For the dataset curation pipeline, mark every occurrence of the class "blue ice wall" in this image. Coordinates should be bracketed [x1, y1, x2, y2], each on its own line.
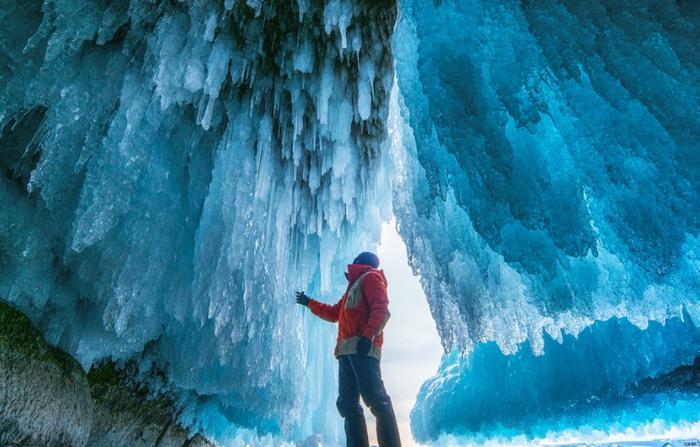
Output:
[392, 0, 700, 441]
[411, 316, 700, 441]
[395, 0, 700, 354]
[0, 0, 396, 443]
[3, 0, 699, 442]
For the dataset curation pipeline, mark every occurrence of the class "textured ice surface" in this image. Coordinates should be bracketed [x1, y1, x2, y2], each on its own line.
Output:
[3, 0, 700, 443]
[411, 316, 700, 442]
[0, 0, 396, 442]
[392, 0, 700, 441]
[394, 0, 700, 355]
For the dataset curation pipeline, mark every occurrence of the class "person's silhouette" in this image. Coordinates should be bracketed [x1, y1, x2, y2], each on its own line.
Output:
[297, 252, 401, 447]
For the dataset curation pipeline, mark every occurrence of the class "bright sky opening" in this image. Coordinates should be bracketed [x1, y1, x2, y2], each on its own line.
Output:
[358, 219, 443, 447]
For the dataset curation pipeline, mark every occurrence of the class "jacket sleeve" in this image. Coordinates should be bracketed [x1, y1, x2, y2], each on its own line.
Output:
[307, 298, 341, 323]
[360, 272, 391, 339]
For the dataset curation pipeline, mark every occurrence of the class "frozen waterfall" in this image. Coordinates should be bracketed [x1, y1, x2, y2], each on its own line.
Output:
[1, 0, 699, 445]
[1, 0, 395, 443]
[393, 0, 700, 443]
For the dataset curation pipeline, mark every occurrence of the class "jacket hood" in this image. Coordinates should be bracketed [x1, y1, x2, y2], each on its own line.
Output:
[347, 263, 386, 282]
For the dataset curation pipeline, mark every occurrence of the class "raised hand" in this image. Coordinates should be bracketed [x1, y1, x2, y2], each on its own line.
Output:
[295, 291, 310, 306]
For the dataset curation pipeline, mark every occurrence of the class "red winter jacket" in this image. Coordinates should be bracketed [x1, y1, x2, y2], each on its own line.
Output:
[307, 263, 391, 360]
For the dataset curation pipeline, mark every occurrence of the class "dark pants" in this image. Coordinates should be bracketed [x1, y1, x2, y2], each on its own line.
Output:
[336, 355, 402, 447]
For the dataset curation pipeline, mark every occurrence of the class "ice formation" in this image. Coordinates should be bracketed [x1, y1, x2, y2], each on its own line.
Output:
[1, 0, 395, 443]
[411, 316, 700, 442]
[2, 0, 699, 444]
[392, 0, 700, 442]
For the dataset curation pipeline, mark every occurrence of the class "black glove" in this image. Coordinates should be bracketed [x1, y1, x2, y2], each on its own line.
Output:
[296, 291, 310, 306]
[356, 336, 373, 356]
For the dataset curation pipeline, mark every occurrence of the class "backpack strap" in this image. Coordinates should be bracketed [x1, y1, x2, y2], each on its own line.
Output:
[344, 271, 372, 309]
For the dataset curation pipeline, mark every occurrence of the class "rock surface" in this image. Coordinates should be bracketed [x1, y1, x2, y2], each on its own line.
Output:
[0, 300, 213, 447]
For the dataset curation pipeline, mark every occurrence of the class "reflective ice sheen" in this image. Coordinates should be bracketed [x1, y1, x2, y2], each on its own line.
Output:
[0, 0, 395, 443]
[392, 0, 700, 442]
[1, 0, 699, 444]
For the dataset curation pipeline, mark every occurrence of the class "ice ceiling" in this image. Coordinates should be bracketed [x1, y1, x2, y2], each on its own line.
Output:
[1, 0, 698, 444]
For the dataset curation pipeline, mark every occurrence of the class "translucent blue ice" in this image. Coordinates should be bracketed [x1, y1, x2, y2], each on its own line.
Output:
[2, 0, 699, 444]
[392, 0, 700, 442]
[411, 316, 700, 442]
[394, 0, 700, 354]
[0, 0, 396, 443]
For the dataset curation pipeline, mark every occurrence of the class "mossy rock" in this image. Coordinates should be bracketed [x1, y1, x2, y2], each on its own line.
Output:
[86, 359, 186, 446]
[0, 300, 94, 446]
[0, 300, 82, 376]
[0, 300, 213, 447]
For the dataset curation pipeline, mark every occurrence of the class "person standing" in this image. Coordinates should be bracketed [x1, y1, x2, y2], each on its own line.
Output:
[296, 252, 402, 447]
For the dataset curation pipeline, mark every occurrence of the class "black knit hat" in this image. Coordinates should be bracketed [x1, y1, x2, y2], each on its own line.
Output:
[353, 252, 380, 268]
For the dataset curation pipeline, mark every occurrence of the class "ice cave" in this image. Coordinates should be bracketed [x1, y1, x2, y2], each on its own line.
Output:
[0, 0, 698, 446]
